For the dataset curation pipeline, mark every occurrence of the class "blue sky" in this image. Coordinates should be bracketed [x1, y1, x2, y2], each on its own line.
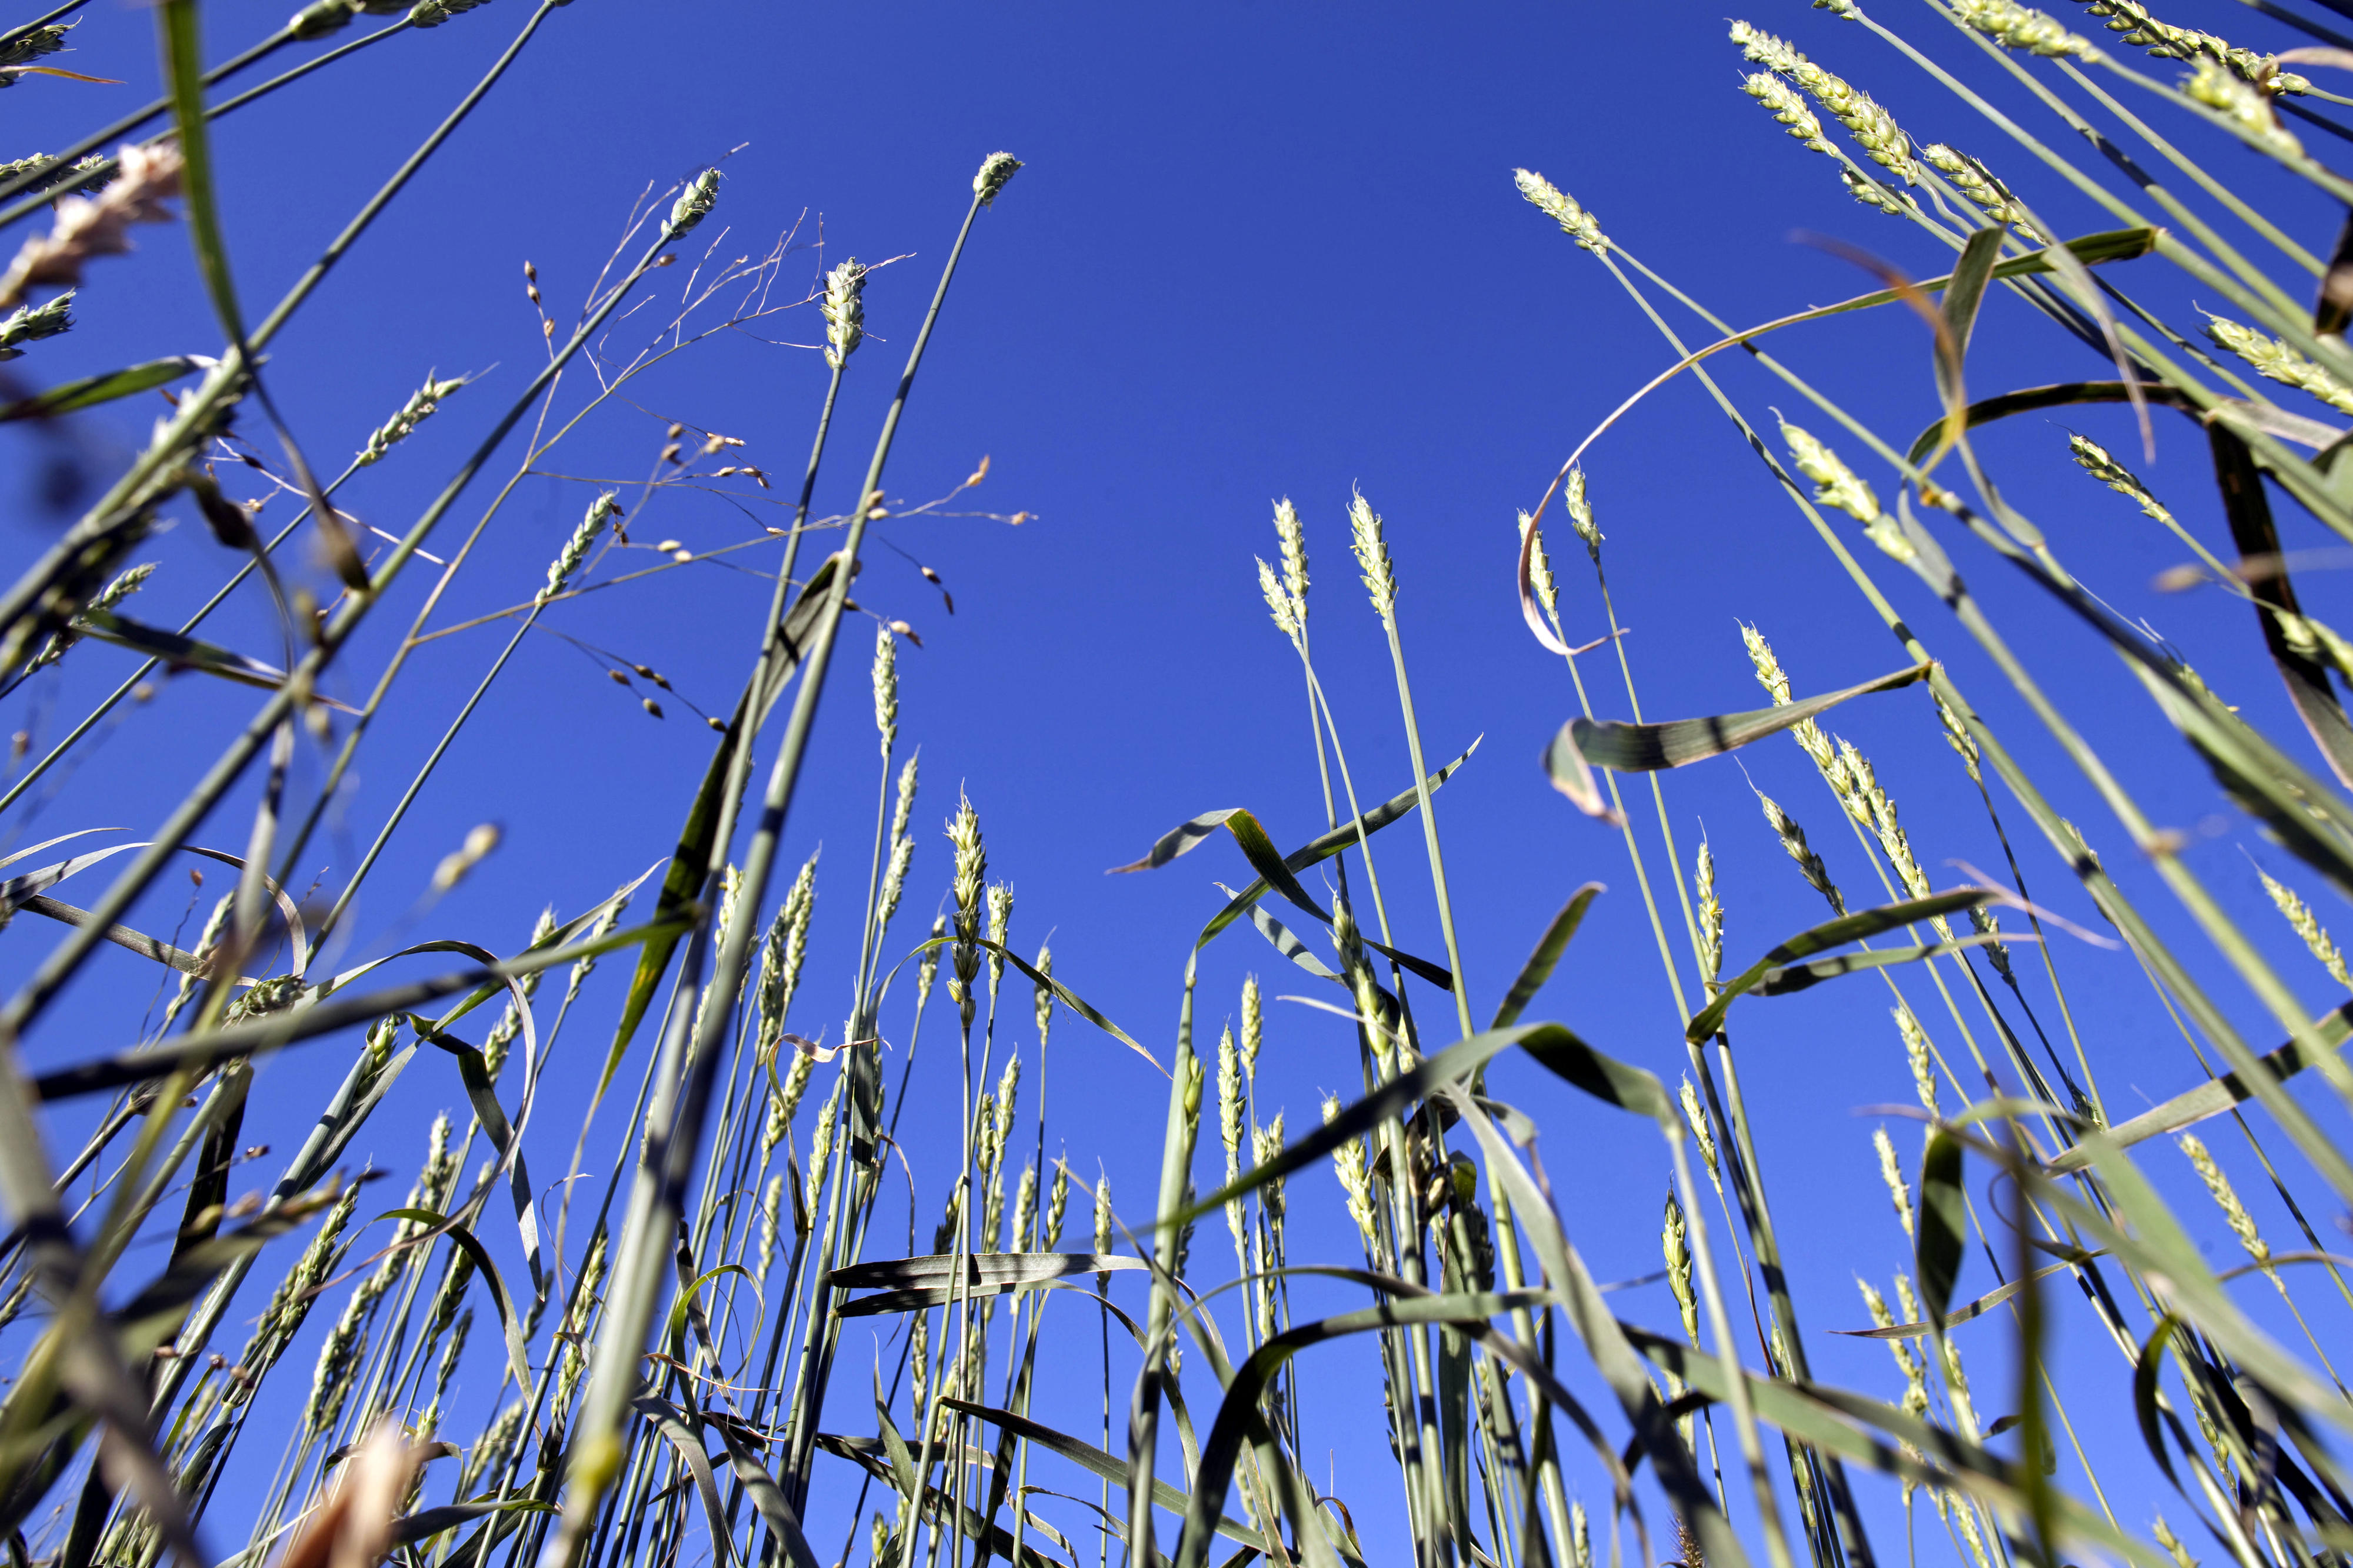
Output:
[5, 0, 2353, 1563]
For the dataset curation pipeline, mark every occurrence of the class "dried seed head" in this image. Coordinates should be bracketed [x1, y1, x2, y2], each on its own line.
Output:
[1513, 168, 1607, 252]
[0, 288, 72, 360]
[1874, 1126, 1914, 1238]
[0, 140, 185, 308]
[541, 493, 614, 603]
[1895, 1005, 1938, 1114]
[1758, 790, 1844, 915]
[1953, 0, 2092, 54]
[664, 168, 722, 239]
[2179, 1133, 2269, 1265]
[822, 256, 866, 369]
[973, 152, 1023, 206]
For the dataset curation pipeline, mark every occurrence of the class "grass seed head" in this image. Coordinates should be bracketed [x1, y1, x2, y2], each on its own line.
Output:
[1758, 790, 1845, 915]
[1513, 168, 1607, 252]
[757, 1173, 784, 1279]
[1695, 840, 1723, 989]
[1044, 1161, 1068, 1248]
[822, 256, 866, 369]
[358, 372, 468, 465]
[0, 140, 185, 309]
[2257, 866, 2351, 987]
[1347, 488, 1398, 622]
[1273, 497, 1309, 616]
[1932, 692, 1983, 784]
[1239, 973, 1262, 1078]
[1661, 1190, 1698, 1344]
[872, 622, 898, 754]
[1732, 21, 1919, 182]
[541, 493, 614, 603]
[1093, 1170, 1114, 1257]
[2185, 53, 2302, 157]
[2153, 1516, 2198, 1568]
[1953, 0, 2092, 54]
[973, 152, 1023, 206]
[1570, 1502, 1592, 1568]
[2067, 432, 2172, 522]
[1874, 1126, 1915, 1238]
[1563, 466, 1604, 561]
[1257, 556, 1301, 645]
[2179, 1133, 2269, 1265]
[1744, 72, 1832, 153]
[1322, 1095, 1379, 1243]
[664, 167, 722, 239]
[1032, 943, 1055, 1048]
[1891, 1005, 1939, 1116]
[1217, 1024, 1245, 1179]
[0, 288, 72, 359]
[2204, 314, 2349, 412]
[1516, 509, 1559, 622]
[1011, 1162, 1037, 1251]
[1679, 1077, 1720, 1190]
[1923, 144, 2041, 239]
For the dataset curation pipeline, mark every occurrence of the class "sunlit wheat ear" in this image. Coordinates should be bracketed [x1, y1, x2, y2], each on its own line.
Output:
[1678, 1077, 1722, 1196]
[1271, 497, 1309, 618]
[691, 864, 745, 1041]
[1043, 1161, 1068, 1248]
[539, 494, 615, 607]
[2089, 0, 2308, 90]
[1009, 1163, 1036, 1252]
[756, 1174, 784, 1279]
[2153, 1517, 2199, 1568]
[1659, 1191, 1698, 1345]
[1512, 168, 1608, 252]
[1217, 1025, 1247, 1259]
[822, 256, 866, 370]
[2066, 433, 2172, 525]
[2203, 314, 2353, 412]
[1757, 789, 1845, 916]
[0, 288, 72, 359]
[1092, 1170, 1114, 1260]
[456, 1400, 524, 1497]
[804, 1072, 844, 1216]
[1237, 973, 1262, 1084]
[877, 760, 918, 933]
[662, 166, 722, 239]
[1569, 1502, 1592, 1568]
[1514, 511, 1561, 633]
[1922, 145, 2042, 240]
[356, 372, 469, 466]
[974, 152, 1024, 205]
[0, 140, 184, 308]
[1952, 0, 2093, 55]
[1744, 72, 1834, 155]
[21, 555, 128, 679]
[1872, 1127, 1914, 1239]
[1695, 840, 1724, 993]
[916, 912, 946, 1013]
[552, 1229, 606, 1412]
[1741, 625, 1856, 815]
[2254, 866, 2351, 987]
[1778, 418, 1915, 562]
[2184, 54, 2302, 156]
[764, 1049, 815, 1165]
[1345, 488, 1398, 623]
[1931, 692, 1984, 788]
[2178, 1133, 2272, 1268]
[1729, 21, 1919, 182]
[756, 852, 819, 1063]
[1894, 1005, 1939, 1115]
[1320, 1096, 1379, 1245]
[481, 906, 555, 1080]
[1857, 1279, 1927, 1414]
[871, 623, 898, 754]
[1563, 466, 1604, 562]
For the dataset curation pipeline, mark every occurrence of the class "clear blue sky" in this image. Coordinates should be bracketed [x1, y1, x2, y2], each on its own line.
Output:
[3, 0, 2349, 1562]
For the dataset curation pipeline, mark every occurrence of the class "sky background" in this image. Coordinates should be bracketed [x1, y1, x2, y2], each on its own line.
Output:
[4, 0, 2352, 1563]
